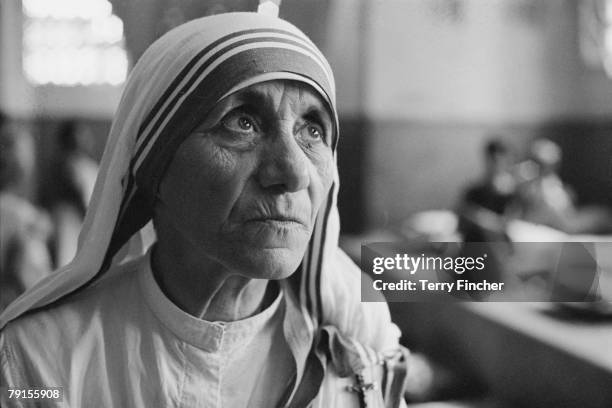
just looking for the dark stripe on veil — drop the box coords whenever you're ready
[314,184,335,323]
[135,32,328,161]
[136,27,323,142]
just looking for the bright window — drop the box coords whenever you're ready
[22,0,128,86]
[605,0,612,74]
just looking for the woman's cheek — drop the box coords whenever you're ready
[307,150,334,217]
[311,149,334,189]
[199,140,241,185]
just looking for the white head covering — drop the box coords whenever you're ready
[0,12,341,331]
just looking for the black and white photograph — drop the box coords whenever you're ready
[1,0,611,407]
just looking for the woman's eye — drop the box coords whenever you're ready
[222,112,257,133]
[300,122,326,144]
[308,125,322,139]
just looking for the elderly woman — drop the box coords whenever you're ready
[0,11,406,408]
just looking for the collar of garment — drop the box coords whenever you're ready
[137,251,322,403]
[139,253,285,352]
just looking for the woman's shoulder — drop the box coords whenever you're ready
[0,256,153,399]
[1,258,144,361]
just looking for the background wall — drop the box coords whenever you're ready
[321,0,612,230]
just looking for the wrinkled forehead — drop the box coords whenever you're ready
[212,79,334,124]
[124,13,338,199]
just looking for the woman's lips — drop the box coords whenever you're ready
[246,215,309,228]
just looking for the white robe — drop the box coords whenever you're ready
[1,253,404,408]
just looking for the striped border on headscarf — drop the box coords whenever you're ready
[134,28,333,170]
[136,29,331,148]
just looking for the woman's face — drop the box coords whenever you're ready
[155,80,334,279]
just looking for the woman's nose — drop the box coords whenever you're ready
[257,131,309,193]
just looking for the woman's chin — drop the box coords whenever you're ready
[227,247,307,280]
[215,222,312,279]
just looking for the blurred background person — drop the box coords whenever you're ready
[0,114,52,312]
[453,138,520,294]
[42,120,99,267]
[457,138,519,242]
[519,138,612,234]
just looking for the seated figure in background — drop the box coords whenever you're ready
[456,138,520,289]
[0,118,52,312]
[458,137,518,242]
[519,139,612,234]
[44,120,99,268]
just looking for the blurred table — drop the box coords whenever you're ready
[392,302,612,408]
[342,229,612,406]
